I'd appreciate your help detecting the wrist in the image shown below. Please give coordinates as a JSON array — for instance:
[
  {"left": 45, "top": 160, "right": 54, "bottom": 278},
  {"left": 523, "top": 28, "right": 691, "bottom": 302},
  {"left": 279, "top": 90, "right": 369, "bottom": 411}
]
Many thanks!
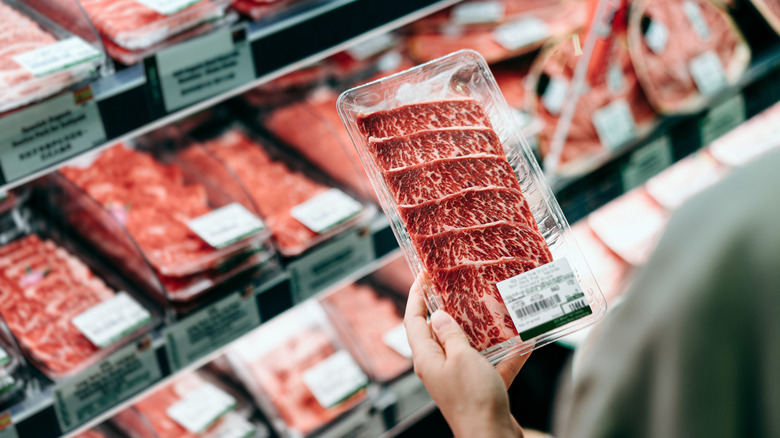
[{"left": 451, "top": 407, "right": 522, "bottom": 438}]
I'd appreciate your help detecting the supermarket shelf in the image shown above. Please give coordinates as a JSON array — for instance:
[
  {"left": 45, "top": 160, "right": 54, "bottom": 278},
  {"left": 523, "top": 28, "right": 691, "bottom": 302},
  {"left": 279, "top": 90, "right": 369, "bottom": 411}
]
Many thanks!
[
  {"left": 0, "top": 0, "right": 459, "bottom": 192},
  {"left": 553, "top": 43, "right": 780, "bottom": 224},
  {"left": 4, "top": 213, "right": 403, "bottom": 438}
]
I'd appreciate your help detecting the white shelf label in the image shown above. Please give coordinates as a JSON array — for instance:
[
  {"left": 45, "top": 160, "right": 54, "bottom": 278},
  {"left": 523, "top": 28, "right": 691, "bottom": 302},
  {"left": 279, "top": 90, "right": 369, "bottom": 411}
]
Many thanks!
[
  {"left": 212, "top": 413, "right": 257, "bottom": 438},
  {"left": 71, "top": 292, "right": 151, "bottom": 349},
  {"left": 592, "top": 99, "right": 637, "bottom": 151},
  {"left": 303, "top": 351, "right": 368, "bottom": 409},
  {"left": 12, "top": 37, "right": 100, "bottom": 78},
  {"left": 644, "top": 20, "right": 669, "bottom": 54},
  {"left": 700, "top": 94, "right": 746, "bottom": 146},
  {"left": 290, "top": 189, "right": 363, "bottom": 234},
  {"left": 607, "top": 63, "right": 624, "bottom": 93},
  {"left": 497, "top": 259, "right": 592, "bottom": 340},
  {"left": 493, "top": 17, "right": 549, "bottom": 51},
  {"left": 382, "top": 323, "right": 412, "bottom": 359},
  {"left": 167, "top": 383, "right": 237, "bottom": 434},
  {"left": 621, "top": 135, "right": 673, "bottom": 191},
  {"left": 689, "top": 50, "right": 728, "bottom": 98},
  {"left": 0, "top": 90, "right": 106, "bottom": 183},
  {"left": 683, "top": 0, "right": 711, "bottom": 41},
  {"left": 0, "top": 412, "right": 18, "bottom": 438},
  {"left": 346, "top": 33, "right": 397, "bottom": 61},
  {"left": 135, "top": 0, "right": 203, "bottom": 15},
  {"left": 452, "top": 1, "right": 505, "bottom": 25},
  {"left": 188, "top": 203, "right": 264, "bottom": 249},
  {"left": 0, "top": 348, "right": 8, "bottom": 367},
  {"left": 542, "top": 76, "right": 568, "bottom": 116}
]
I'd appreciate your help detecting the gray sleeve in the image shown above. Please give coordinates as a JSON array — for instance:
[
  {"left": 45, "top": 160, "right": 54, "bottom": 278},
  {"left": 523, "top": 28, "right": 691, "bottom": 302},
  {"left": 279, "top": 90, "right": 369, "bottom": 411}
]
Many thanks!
[{"left": 552, "top": 150, "right": 780, "bottom": 438}]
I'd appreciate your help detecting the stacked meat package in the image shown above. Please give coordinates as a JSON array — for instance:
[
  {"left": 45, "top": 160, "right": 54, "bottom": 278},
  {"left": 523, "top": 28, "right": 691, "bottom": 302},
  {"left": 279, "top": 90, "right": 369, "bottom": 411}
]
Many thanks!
[
  {"left": 226, "top": 301, "right": 371, "bottom": 437},
  {"left": 339, "top": 50, "right": 605, "bottom": 362}
]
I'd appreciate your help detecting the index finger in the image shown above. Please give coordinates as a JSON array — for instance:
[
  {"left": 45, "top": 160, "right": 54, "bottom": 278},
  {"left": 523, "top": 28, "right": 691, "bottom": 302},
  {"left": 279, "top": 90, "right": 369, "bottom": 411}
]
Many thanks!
[{"left": 404, "top": 275, "right": 444, "bottom": 363}]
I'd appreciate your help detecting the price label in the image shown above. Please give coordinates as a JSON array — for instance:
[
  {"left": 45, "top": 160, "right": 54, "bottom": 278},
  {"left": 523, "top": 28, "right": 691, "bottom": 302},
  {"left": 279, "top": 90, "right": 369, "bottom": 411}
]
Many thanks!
[
  {"left": 0, "top": 412, "right": 17, "bottom": 438},
  {"left": 497, "top": 259, "right": 592, "bottom": 340},
  {"left": 135, "top": 0, "right": 203, "bottom": 15},
  {"left": 592, "top": 99, "right": 638, "bottom": 151},
  {"left": 346, "top": 33, "right": 397, "bottom": 61},
  {"left": 0, "top": 89, "right": 106, "bottom": 183},
  {"left": 452, "top": 1, "right": 505, "bottom": 25},
  {"left": 290, "top": 189, "right": 363, "bottom": 234},
  {"left": 689, "top": 51, "right": 728, "bottom": 98},
  {"left": 493, "top": 17, "right": 550, "bottom": 51},
  {"left": 644, "top": 20, "right": 669, "bottom": 54},
  {"left": 12, "top": 37, "right": 100, "bottom": 77},
  {"left": 288, "top": 228, "right": 375, "bottom": 303},
  {"left": 72, "top": 292, "right": 152, "bottom": 348},
  {"left": 302, "top": 350, "right": 368, "bottom": 409},
  {"left": 188, "top": 203, "right": 264, "bottom": 249},
  {"left": 167, "top": 383, "right": 237, "bottom": 434},
  {"left": 621, "top": 135, "right": 673, "bottom": 192},
  {"left": 382, "top": 324, "right": 412, "bottom": 359},
  {"left": 700, "top": 94, "right": 745, "bottom": 146},
  {"left": 154, "top": 25, "right": 255, "bottom": 112},
  {"left": 0, "top": 348, "right": 8, "bottom": 367},
  {"left": 542, "top": 76, "right": 568, "bottom": 116},
  {"left": 389, "top": 373, "right": 432, "bottom": 423},
  {"left": 607, "top": 63, "right": 624, "bottom": 94},
  {"left": 211, "top": 412, "right": 257, "bottom": 438},
  {"left": 53, "top": 337, "right": 162, "bottom": 432},
  {"left": 683, "top": 0, "right": 711, "bottom": 41},
  {"left": 166, "top": 290, "right": 260, "bottom": 371}
]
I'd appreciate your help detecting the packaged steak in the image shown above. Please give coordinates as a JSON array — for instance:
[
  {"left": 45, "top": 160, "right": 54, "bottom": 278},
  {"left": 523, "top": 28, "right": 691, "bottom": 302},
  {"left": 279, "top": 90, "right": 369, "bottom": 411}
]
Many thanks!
[
  {"left": 338, "top": 50, "right": 607, "bottom": 364},
  {"left": 320, "top": 281, "right": 412, "bottom": 383},
  {"left": 79, "top": 0, "right": 232, "bottom": 51},
  {"left": 0, "top": 232, "right": 156, "bottom": 380},
  {"left": 112, "top": 370, "right": 267, "bottom": 438},
  {"left": 54, "top": 143, "right": 274, "bottom": 302},
  {"left": 177, "top": 126, "right": 372, "bottom": 257},
  {"left": 226, "top": 301, "right": 371, "bottom": 437},
  {"left": 751, "top": 0, "right": 780, "bottom": 36},
  {"left": 0, "top": 0, "right": 105, "bottom": 113},
  {"left": 627, "top": 0, "right": 750, "bottom": 114}
]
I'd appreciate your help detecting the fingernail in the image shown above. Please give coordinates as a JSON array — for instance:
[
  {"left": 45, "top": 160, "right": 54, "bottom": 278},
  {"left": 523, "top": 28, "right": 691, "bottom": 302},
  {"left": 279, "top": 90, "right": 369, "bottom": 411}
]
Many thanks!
[{"left": 431, "top": 310, "right": 451, "bottom": 331}]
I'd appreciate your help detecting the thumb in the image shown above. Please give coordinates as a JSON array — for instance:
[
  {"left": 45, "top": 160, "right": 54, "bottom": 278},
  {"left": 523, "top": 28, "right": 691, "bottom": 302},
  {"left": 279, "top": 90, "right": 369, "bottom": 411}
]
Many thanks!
[{"left": 430, "top": 310, "right": 472, "bottom": 355}]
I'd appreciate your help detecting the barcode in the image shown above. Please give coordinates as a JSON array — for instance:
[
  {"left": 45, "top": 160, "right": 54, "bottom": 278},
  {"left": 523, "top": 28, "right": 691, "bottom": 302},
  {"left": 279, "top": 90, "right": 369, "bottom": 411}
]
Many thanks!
[
  {"left": 568, "top": 300, "right": 587, "bottom": 311},
  {"left": 512, "top": 295, "right": 561, "bottom": 319}
]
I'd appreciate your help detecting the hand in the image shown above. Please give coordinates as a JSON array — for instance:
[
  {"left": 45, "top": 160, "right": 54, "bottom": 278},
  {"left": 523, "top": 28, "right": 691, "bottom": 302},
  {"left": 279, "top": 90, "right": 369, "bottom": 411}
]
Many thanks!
[{"left": 404, "top": 276, "right": 530, "bottom": 437}]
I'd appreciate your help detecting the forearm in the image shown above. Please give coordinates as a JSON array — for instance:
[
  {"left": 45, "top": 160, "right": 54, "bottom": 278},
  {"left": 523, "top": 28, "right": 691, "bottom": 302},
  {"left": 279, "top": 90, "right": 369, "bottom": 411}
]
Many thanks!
[{"left": 450, "top": 409, "right": 524, "bottom": 438}]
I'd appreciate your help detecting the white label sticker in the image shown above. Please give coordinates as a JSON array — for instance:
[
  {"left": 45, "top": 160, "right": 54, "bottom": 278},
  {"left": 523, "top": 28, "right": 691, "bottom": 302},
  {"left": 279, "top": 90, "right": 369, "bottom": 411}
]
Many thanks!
[
  {"left": 701, "top": 93, "right": 746, "bottom": 146},
  {"left": 71, "top": 292, "right": 152, "bottom": 349},
  {"left": 12, "top": 37, "right": 100, "bottom": 78},
  {"left": 493, "top": 17, "right": 550, "bottom": 51},
  {"left": 134, "top": 0, "right": 203, "bottom": 15},
  {"left": 621, "top": 135, "right": 673, "bottom": 191},
  {"left": 644, "top": 20, "right": 669, "bottom": 54},
  {"left": 290, "top": 189, "right": 363, "bottom": 234},
  {"left": 683, "top": 0, "right": 711, "bottom": 41},
  {"left": 542, "top": 76, "right": 568, "bottom": 116},
  {"left": 188, "top": 203, "right": 264, "bottom": 249},
  {"left": 689, "top": 51, "right": 728, "bottom": 98},
  {"left": 0, "top": 348, "right": 8, "bottom": 367},
  {"left": 607, "top": 63, "right": 624, "bottom": 93},
  {"left": 592, "top": 99, "right": 638, "bottom": 150},
  {"left": 211, "top": 412, "right": 257, "bottom": 438},
  {"left": 452, "top": 1, "right": 505, "bottom": 25},
  {"left": 497, "top": 259, "right": 592, "bottom": 340},
  {"left": 346, "top": 33, "right": 397, "bottom": 61},
  {"left": 167, "top": 383, "right": 237, "bottom": 434},
  {"left": 382, "top": 323, "right": 412, "bottom": 359},
  {"left": 302, "top": 350, "right": 368, "bottom": 409}
]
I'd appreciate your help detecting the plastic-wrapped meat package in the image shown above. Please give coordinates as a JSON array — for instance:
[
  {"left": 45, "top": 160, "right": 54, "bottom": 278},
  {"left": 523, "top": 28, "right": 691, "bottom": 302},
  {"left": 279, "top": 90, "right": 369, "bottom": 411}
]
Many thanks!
[
  {"left": 587, "top": 189, "right": 669, "bottom": 266},
  {"left": 627, "top": 0, "right": 750, "bottom": 114},
  {"left": 751, "top": 0, "right": 780, "bottom": 35},
  {"left": 709, "top": 101, "right": 780, "bottom": 167},
  {"left": 227, "top": 303, "right": 369, "bottom": 437},
  {"left": 79, "top": 0, "right": 231, "bottom": 50},
  {"left": 0, "top": 234, "right": 150, "bottom": 378},
  {"left": 646, "top": 150, "right": 726, "bottom": 210},
  {"left": 571, "top": 222, "right": 631, "bottom": 305},
  {"left": 321, "top": 283, "right": 411, "bottom": 382}
]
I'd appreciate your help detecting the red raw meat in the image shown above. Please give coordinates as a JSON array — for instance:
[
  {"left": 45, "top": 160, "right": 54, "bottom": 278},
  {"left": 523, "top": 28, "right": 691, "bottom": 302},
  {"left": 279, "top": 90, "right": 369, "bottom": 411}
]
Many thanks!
[
  {"left": 410, "top": 0, "right": 566, "bottom": 31},
  {"left": 358, "top": 100, "right": 491, "bottom": 139},
  {"left": 0, "top": 235, "right": 117, "bottom": 376},
  {"left": 368, "top": 127, "right": 504, "bottom": 171},
  {"left": 398, "top": 187, "right": 535, "bottom": 235},
  {"left": 383, "top": 155, "right": 521, "bottom": 206}
]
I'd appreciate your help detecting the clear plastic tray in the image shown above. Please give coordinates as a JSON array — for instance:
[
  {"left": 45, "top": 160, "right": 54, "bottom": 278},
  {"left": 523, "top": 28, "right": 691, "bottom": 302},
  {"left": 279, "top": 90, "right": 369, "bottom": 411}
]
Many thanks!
[{"left": 337, "top": 50, "right": 607, "bottom": 364}]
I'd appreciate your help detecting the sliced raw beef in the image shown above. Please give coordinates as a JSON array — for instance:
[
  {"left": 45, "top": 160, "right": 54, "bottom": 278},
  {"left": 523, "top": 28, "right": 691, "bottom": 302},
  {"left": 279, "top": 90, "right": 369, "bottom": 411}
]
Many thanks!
[
  {"left": 627, "top": 0, "right": 750, "bottom": 114},
  {"left": 399, "top": 187, "right": 535, "bottom": 235},
  {"left": 357, "top": 99, "right": 491, "bottom": 139},
  {"left": 751, "top": 0, "right": 780, "bottom": 36},
  {"left": 368, "top": 128, "right": 504, "bottom": 171},
  {"left": 431, "top": 259, "right": 540, "bottom": 350},
  {"left": 414, "top": 222, "right": 552, "bottom": 269},
  {"left": 383, "top": 155, "right": 520, "bottom": 206}
]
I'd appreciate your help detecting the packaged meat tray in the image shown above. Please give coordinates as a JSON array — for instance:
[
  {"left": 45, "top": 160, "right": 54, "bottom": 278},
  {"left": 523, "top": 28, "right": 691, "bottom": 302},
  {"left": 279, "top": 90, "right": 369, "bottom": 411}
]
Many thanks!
[
  {"left": 79, "top": 0, "right": 232, "bottom": 51},
  {"left": 54, "top": 143, "right": 274, "bottom": 302},
  {"left": 178, "top": 127, "right": 372, "bottom": 257},
  {"left": 226, "top": 301, "right": 372, "bottom": 437},
  {"left": 0, "top": 0, "right": 105, "bottom": 113},
  {"left": 320, "top": 281, "right": 412, "bottom": 383},
  {"left": 112, "top": 370, "right": 267, "bottom": 438},
  {"left": 627, "top": 0, "right": 750, "bottom": 114},
  {"left": 0, "top": 231, "right": 155, "bottom": 380},
  {"left": 645, "top": 150, "right": 727, "bottom": 211},
  {"left": 337, "top": 50, "right": 606, "bottom": 364}
]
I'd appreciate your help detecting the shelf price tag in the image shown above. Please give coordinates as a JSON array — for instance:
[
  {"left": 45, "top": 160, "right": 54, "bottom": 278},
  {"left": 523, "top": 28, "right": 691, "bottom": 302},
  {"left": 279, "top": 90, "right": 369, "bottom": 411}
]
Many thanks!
[
  {"left": 383, "top": 324, "right": 412, "bottom": 359},
  {"left": 0, "top": 88, "right": 106, "bottom": 184},
  {"left": 53, "top": 336, "right": 162, "bottom": 432},
  {"left": 689, "top": 50, "right": 727, "bottom": 98},
  {"left": 12, "top": 37, "right": 100, "bottom": 77},
  {"left": 167, "top": 383, "right": 237, "bottom": 434},
  {"left": 166, "top": 288, "right": 261, "bottom": 371},
  {"left": 188, "top": 203, "right": 265, "bottom": 249},
  {"left": 135, "top": 0, "right": 205, "bottom": 15},
  {"left": 592, "top": 99, "right": 638, "bottom": 151},
  {"left": 621, "top": 135, "right": 673, "bottom": 192},
  {"left": 290, "top": 189, "right": 363, "bottom": 234},
  {"left": 72, "top": 292, "right": 152, "bottom": 348},
  {"left": 452, "top": 1, "right": 505, "bottom": 25},
  {"left": 0, "top": 412, "right": 17, "bottom": 438},
  {"left": 303, "top": 350, "right": 368, "bottom": 409},
  {"left": 700, "top": 93, "right": 745, "bottom": 146},
  {"left": 152, "top": 25, "right": 255, "bottom": 112}
]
